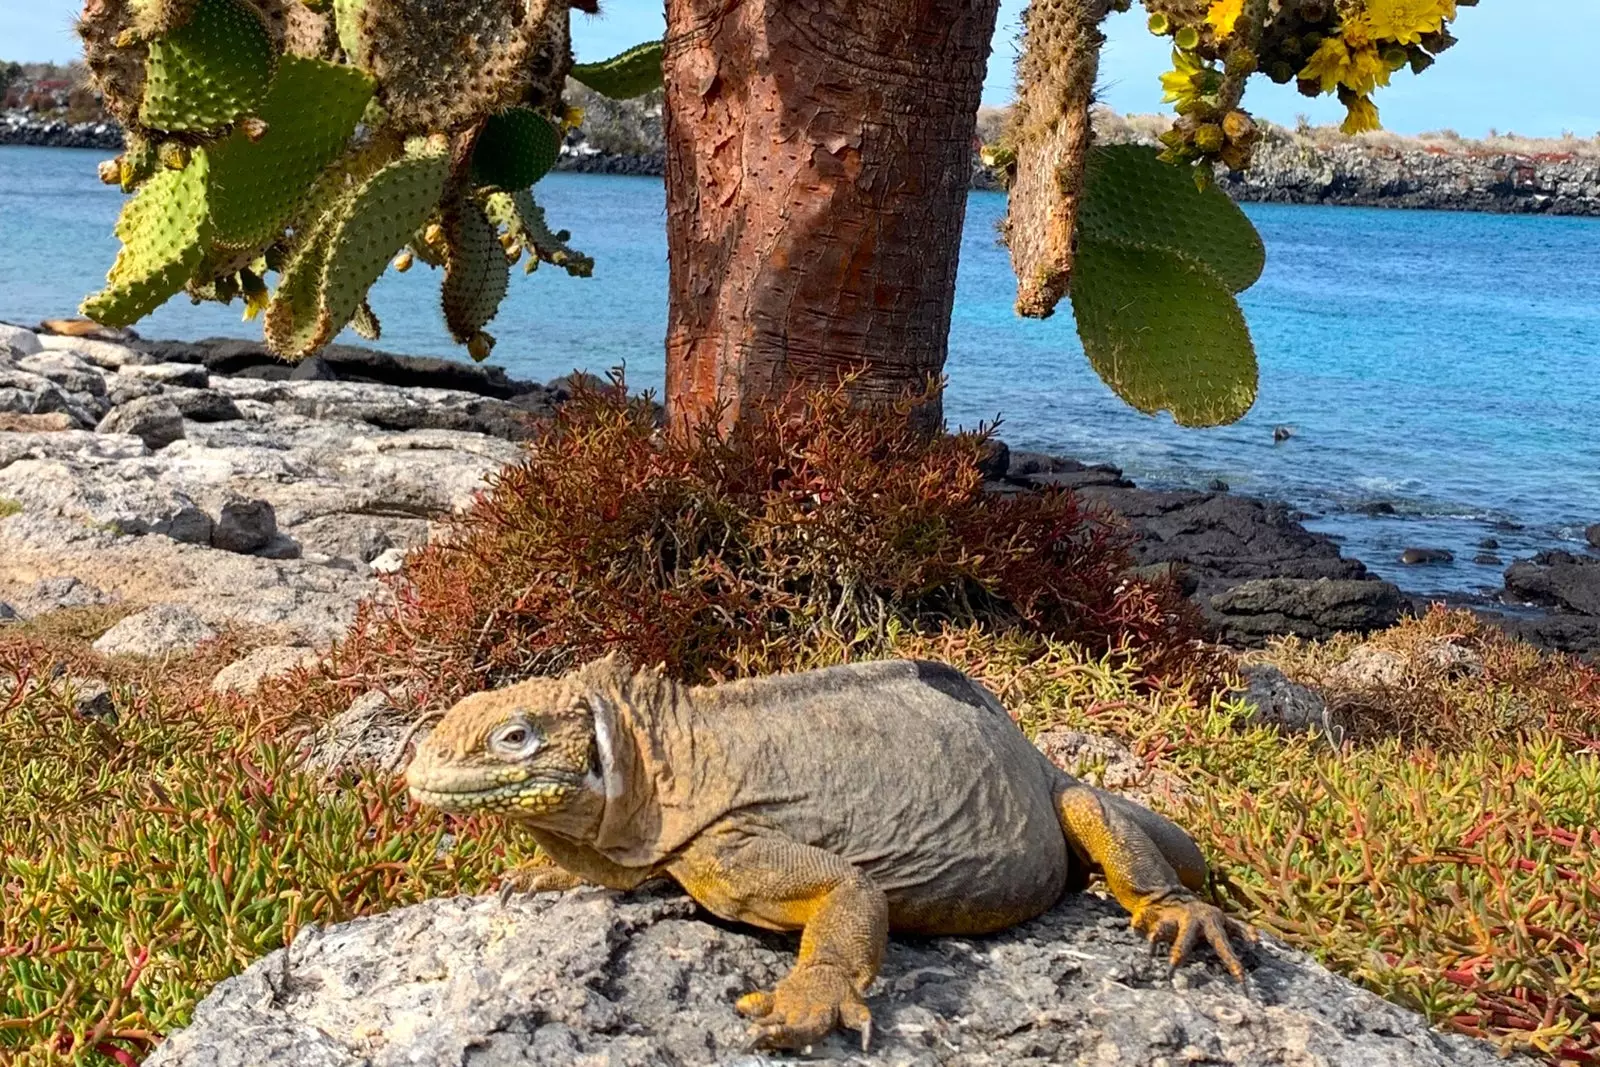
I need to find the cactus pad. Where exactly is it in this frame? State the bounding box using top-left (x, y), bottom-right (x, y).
top-left (570, 40), bottom-right (663, 99)
top-left (471, 107), bottom-right (560, 189)
top-left (1069, 239), bottom-right (1257, 427)
top-left (357, 0), bottom-right (563, 130)
top-left (139, 0), bottom-right (274, 131)
top-left (205, 56), bottom-right (375, 248)
top-left (1078, 145), bottom-right (1265, 293)
top-left (483, 188), bottom-right (593, 277)
top-left (440, 197), bottom-right (509, 343)
top-left (263, 208), bottom-right (340, 355)
top-left (77, 0), bottom-right (149, 128)
top-left (82, 155), bottom-right (212, 327)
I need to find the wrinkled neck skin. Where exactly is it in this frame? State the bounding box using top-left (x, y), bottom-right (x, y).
top-left (538, 670), bottom-right (697, 869)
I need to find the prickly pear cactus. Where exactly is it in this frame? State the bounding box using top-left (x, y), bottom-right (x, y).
top-left (570, 40), bottom-right (663, 100)
top-left (80, 0), bottom-right (659, 362)
top-left (994, 0), bottom-right (1468, 426)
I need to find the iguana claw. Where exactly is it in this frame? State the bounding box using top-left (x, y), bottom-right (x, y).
top-left (1132, 896), bottom-right (1257, 981)
top-left (736, 961), bottom-right (873, 1050)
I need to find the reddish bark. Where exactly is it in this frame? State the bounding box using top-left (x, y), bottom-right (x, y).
top-left (662, 0), bottom-right (1002, 433)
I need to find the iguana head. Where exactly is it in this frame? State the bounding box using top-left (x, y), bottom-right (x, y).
top-left (405, 653), bottom-right (641, 821)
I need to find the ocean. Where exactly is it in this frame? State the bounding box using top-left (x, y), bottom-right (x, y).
top-left (2, 145), bottom-right (1597, 598)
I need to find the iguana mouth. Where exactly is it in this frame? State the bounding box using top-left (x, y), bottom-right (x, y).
top-left (407, 772), bottom-right (584, 814)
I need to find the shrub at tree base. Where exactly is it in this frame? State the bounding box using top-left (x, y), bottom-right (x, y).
top-left (308, 376), bottom-right (1207, 726)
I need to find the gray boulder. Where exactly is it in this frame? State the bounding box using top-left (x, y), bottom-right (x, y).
top-left (213, 498), bottom-right (278, 554)
top-left (98, 396), bottom-right (185, 449)
top-left (37, 334), bottom-right (153, 369)
top-left (9, 575), bottom-right (115, 616)
top-left (120, 362), bottom-right (210, 388)
top-left (92, 603), bottom-right (218, 657)
top-left (0, 323), bottom-right (43, 357)
top-left (1588, 523), bottom-right (1600, 550)
top-left (0, 601), bottom-right (16, 623)
top-left (16, 350), bottom-right (109, 404)
top-left (210, 645), bottom-right (318, 695)
top-left (143, 887), bottom-right (1512, 1067)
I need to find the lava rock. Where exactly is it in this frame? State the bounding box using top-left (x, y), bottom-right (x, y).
top-left (1479, 538), bottom-right (1500, 550)
top-left (1474, 553), bottom-right (1502, 566)
top-left (68, 678), bottom-right (117, 722)
top-left (1233, 665), bottom-right (1335, 734)
top-left (1588, 524), bottom-right (1600, 550)
top-left (210, 645), bottom-right (318, 695)
top-left (0, 323), bottom-right (43, 357)
top-left (141, 887), bottom-right (1510, 1067)
top-left (974, 438), bottom-right (1009, 481)
top-left (212, 499), bottom-right (278, 554)
top-left (91, 604), bottom-right (218, 657)
top-left (120, 362), bottom-right (210, 388)
top-left (1208, 578), bottom-right (1405, 645)
top-left (0, 601), bottom-right (16, 623)
top-left (1400, 547), bottom-right (1454, 565)
top-left (1504, 551), bottom-right (1600, 616)
top-left (97, 396), bottom-right (185, 449)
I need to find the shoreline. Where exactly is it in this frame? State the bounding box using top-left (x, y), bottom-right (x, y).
top-left (6, 114), bottom-right (1599, 217)
top-left (2, 321), bottom-right (1596, 660)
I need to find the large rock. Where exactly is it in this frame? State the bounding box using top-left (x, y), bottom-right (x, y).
top-left (0, 512), bottom-right (375, 645)
top-left (1504, 551), bottom-right (1600, 617)
top-left (97, 396), bottom-right (185, 449)
top-left (1208, 578), bottom-right (1405, 645)
top-left (37, 334), bottom-right (154, 369)
top-left (16, 350), bottom-right (109, 405)
top-left (143, 887), bottom-right (1510, 1067)
top-left (212, 498), bottom-right (277, 554)
top-left (92, 603), bottom-right (218, 657)
top-left (210, 645), bottom-right (318, 694)
top-left (0, 323), bottom-right (43, 357)
top-left (120, 362), bottom-right (210, 388)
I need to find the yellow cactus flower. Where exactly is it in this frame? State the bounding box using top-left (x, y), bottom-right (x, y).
top-left (1361, 0), bottom-right (1451, 45)
top-left (1299, 36), bottom-right (1351, 93)
top-left (1300, 36), bottom-right (1390, 95)
top-left (241, 287), bottom-right (270, 321)
top-left (1160, 49), bottom-right (1209, 106)
top-left (561, 105), bottom-right (585, 131)
top-left (1341, 93), bottom-right (1381, 134)
top-left (1206, 0), bottom-right (1244, 38)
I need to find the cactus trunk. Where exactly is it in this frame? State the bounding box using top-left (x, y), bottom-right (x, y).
top-left (661, 0), bottom-right (1001, 435)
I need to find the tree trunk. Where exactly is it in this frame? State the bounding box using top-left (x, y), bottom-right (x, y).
top-left (662, 0), bottom-right (1002, 434)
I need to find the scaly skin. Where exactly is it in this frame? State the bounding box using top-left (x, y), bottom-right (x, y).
top-left (405, 654), bottom-right (1255, 1050)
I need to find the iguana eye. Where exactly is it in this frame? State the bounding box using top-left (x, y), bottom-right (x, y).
top-left (488, 718), bottom-right (543, 758)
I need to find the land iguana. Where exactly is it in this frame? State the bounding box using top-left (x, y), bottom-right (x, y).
top-left (405, 654), bottom-right (1254, 1050)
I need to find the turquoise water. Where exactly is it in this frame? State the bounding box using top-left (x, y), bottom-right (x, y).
top-left (3, 145), bottom-right (1598, 596)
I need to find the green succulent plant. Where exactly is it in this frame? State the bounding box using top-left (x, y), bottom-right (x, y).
top-left (78, 0), bottom-right (661, 362)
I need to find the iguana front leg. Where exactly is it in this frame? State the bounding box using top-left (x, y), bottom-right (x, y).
top-left (666, 822), bottom-right (887, 1051)
top-left (1055, 784), bottom-right (1255, 979)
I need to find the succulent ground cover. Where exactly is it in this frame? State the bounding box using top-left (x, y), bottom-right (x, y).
top-left (4, 397), bottom-right (1598, 1065)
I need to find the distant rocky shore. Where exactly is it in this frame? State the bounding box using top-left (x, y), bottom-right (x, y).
top-left (7, 109), bottom-right (1598, 216)
top-left (2, 319), bottom-right (1596, 662)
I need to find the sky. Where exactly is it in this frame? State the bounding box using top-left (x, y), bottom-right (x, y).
top-left (5, 0), bottom-right (1592, 138)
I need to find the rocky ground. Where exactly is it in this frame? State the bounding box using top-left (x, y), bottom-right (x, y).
top-left (5, 320), bottom-right (1563, 1066)
top-left (2, 320), bottom-right (1596, 662)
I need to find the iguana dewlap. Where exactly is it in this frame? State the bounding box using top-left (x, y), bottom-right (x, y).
top-left (406, 654), bottom-right (1253, 1050)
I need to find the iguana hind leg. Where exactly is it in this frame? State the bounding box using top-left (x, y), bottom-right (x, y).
top-left (667, 822), bottom-right (887, 1051)
top-left (1055, 783), bottom-right (1255, 980)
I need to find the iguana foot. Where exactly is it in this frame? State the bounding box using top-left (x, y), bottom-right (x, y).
top-left (499, 856), bottom-right (585, 894)
top-left (736, 961), bottom-right (873, 1051)
top-left (1132, 896), bottom-right (1257, 981)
